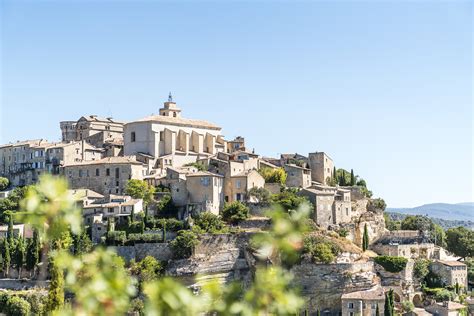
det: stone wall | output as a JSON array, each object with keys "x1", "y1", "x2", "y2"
[
  {"x1": 291, "y1": 261, "x2": 377, "y2": 314},
  {"x1": 115, "y1": 242, "x2": 173, "y2": 263}
]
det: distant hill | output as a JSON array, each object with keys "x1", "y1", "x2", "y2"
[
  {"x1": 387, "y1": 202, "x2": 474, "y2": 222},
  {"x1": 387, "y1": 211, "x2": 474, "y2": 230}
]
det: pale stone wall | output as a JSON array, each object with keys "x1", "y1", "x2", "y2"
[
  {"x1": 431, "y1": 261, "x2": 468, "y2": 288},
  {"x1": 308, "y1": 152, "x2": 334, "y2": 185},
  {"x1": 284, "y1": 164, "x2": 312, "y2": 188},
  {"x1": 114, "y1": 243, "x2": 173, "y2": 263},
  {"x1": 186, "y1": 174, "x2": 224, "y2": 214}
]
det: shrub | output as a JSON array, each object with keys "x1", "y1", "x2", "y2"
[
  {"x1": 184, "y1": 162, "x2": 206, "y2": 171},
  {"x1": 24, "y1": 291, "x2": 47, "y2": 316},
  {"x1": 414, "y1": 259, "x2": 430, "y2": 280},
  {"x1": 222, "y1": 201, "x2": 249, "y2": 224},
  {"x1": 433, "y1": 288, "x2": 455, "y2": 301},
  {"x1": 303, "y1": 235, "x2": 341, "y2": 264},
  {"x1": 258, "y1": 167, "x2": 287, "y2": 185},
  {"x1": 170, "y1": 230, "x2": 198, "y2": 259},
  {"x1": 368, "y1": 198, "x2": 386, "y2": 211},
  {"x1": 130, "y1": 256, "x2": 163, "y2": 285},
  {"x1": 0, "y1": 177, "x2": 9, "y2": 191},
  {"x1": 127, "y1": 233, "x2": 162, "y2": 245},
  {"x1": 6, "y1": 296, "x2": 31, "y2": 316},
  {"x1": 271, "y1": 190, "x2": 311, "y2": 212},
  {"x1": 402, "y1": 300, "x2": 414, "y2": 312},
  {"x1": 0, "y1": 291, "x2": 8, "y2": 312},
  {"x1": 193, "y1": 212, "x2": 224, "y2": 233},
  {"x1": 129, "y1": 297, "x2": 145, "y2": 315},
  {"x1": 337, "y1": 229, "x2": 349, "y2": 238},
  {"x1": 374, "y1": 256, "x2": 408, "y2": 273},
  {"x1": 248, "y1": 187, "x2": 271, "y2": 206},
  {"x1": 106, "y1": 231, "x2": 126, "y2": 246}
]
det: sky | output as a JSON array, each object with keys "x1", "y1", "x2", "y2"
[{"x1": 0, "y1": 0, "x2": 472, "y2": 208}]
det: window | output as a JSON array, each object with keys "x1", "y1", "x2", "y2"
[
  {"x1": 96, "y1": 169, "x2": 100, "y2": 176},
  {"x1": 131, "y1": 132, "x2": 136, "y2": 142},
  {"x1": 349, "y1": 313, "x2": 354, "y2": 316},
  {"x1": 108, "y1": 208, "x2": 114, "y2": 213},
  {"x1": 201, "y1": 177, "x2": 210, "y2": 186},
  {"x1": 236, "y1": 193, "x2": 242, "y2": 201},
  {"x1": 348, "y1": 303, "x2": 354, "y2": 309},
  {"x1": 236, "y1": 180, "x2": 241, "y2": 189},
  {"x1": 116, "y1": 181, "x2": 119, "y2": 186},
  {"x1": 173, "y1": 112, "x2": 177, "y2": 117},
  {"x1": 115, "y1": 168, "x2": 120, "y2": 178},
  {"x1": 160, "y1": 132, "x2": 164, "y2": 141},
  {"x1": 106, "y1": 168, "x2": 110, "y2": 176},
  {"x1": 79, "y1": 170, "x2": 83, "y2": 177}
]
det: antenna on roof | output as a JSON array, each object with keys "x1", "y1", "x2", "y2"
[{"x1": 168, "y1": 92, "x2": 173, "y2": 102}]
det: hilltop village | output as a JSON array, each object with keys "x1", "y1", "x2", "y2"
[{"x1": 0, "y1": 96, "x2": 472, "y2": 315}]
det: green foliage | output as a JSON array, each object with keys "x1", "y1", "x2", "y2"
[
  {"x1": 350, "y1": 169, "x2": 355, "y2": 186},
  {"x1": 55, "y1": 248, "x2": 136, "y2": 315},
  {"x1": 401, "y1": 215, "x2": 446, "y2": 247},
  {"x1": 402, "y1": 300, "x2": 414, "y2": 312},
  {"x1": 0, "y1": 177, "x2": 9, "y2": 191},
  {"x1": 303, "y1": 235, "x2": 341, "y2": 264},
  {"x1": 414, "y1": 259, "x2": 430, "y2": 280},
  {"x1": 193, "y1": 212, "x2": 224, "y2": 233},
  {"x1": 222, "y1": 201, "x2": 249, "y2": 224},
  {"x1": 271, "y1": 189, "x2": 311, "y2": 212},
  {"x1": 73, "y1": 231, "x2": 93, "y2": 255},
  {"x1": 424, "y1": 271, "x2": 443, "y2": 288},
  {"x1": 129, "y1": 298, "x2": 145, "y2": 316},
  {"x1": 46, "y1": 257, "x2": 64, "y2": 312},
  {"x1": 337, "y1": 228, "x2": 349, "y2": 237},
  {"x1": 375, "y1": 304, "x2": 380, "y2": 316},
  {"x1": 130, "y1": 256, "x2": 163, "y2": 285},
  {"x1": 26, "y1": 229, "x2": 40, "y2": 272},
  {"x1": 384, "y1": 288, "x2": 394, "y2": 316},
  {"x1": 2, "y1": 237, "x2": 10, "y2": 275},
  {"x1": 368, "y1": 198, "x2": 386, "y2": 211},
  {"x1": 431, "y1": 288, "x2": 455, "y2": 301},
  {"x1": 259, "y1": 167, "x2": 287, "y2": 185},
  {"x1": 14, "y1": 237, "x2": 25, "y2": 274},
  {"x1": 248, "y1": 187, "x2": 271, "y2": 206},
  {"x1": 125, "y1": 179, "x2": 156, "y2": 205},
  {"x1": 384, "y1": 213, "x2": 401, "y2": 231},
  {"x1": 127, "y1": 233, "x2": 163, "y2": 244},
  {"x1": 170, "y1": 230, "x2": 198, "y2": 259},
  {"x1": 106, "y1": 231, "x2": 127, "y2": 246},
  {"x1": 0, "y1": 186, "x2": 29, "y2": 224},
  {"x1": 446, "y1": 226, "x2": 474, "y2": 258},
  {"x1": 155, "y1": 195, "x2": 178, "y2": 218},
  {"x1": 362, "y1": 223, "x2": 369, "y2": 251},
  {"x1": 465, "y1": 258, "x2": 474, "y2": 284},
  {"x1": 184, "y1": 162, "x2": 206, "y2": 171},
  {"x1": 5, "y1": 295, "x2": 31, "y2": 316},
  {"x1": 374, "y1": 256, "x2": 408, "y2": 273}
]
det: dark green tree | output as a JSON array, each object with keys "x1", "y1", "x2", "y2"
[
  {"x1": 15, "y1": 237, "x2": 26, "y2": 278},
  {"x1": 26, "y1": 229, "x2": 40, "y2": 277},
  {"x1": 384, "y1": 289, "x2": 394, "y2": 316},
  {"x1": 74, "y1": 231, "x2": 92, "y2": 256},
  {"x1": 333, "y1": 166, "x2": 337, "y2": 181},
  {"x1": 46, "y1": 258, "x2": 64, "y2": 312},
  {"x1": 350, "y1": 169, "x2": 355, "y2": 186},
  {"x1": 316, "y1": 309, "x2": 320, "y2": 316},
  {"x1": 362, "y1": 223, "x2": 369, "y2": 251},
  {"x1": 2, "y1": 237, "x2": 10, "y2": 277},
  {"x1": 7, "y1": 213, "x2": 14, "y2": 247},
  {"x1": 375, "y1": 304, "x2": 380, "y2": 316},
  {"x1": 446, "y1": 227, "x2": 474, "y2": 259}
]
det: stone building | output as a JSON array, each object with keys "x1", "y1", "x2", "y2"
[
  {"x1": 227, "y1": 169, "x2": 265, "y2": 202},
  {"x1": 372, "y1": 231, "x2": 436, "y2": 259},
  {"x1": 46, "y1": 141, "x2": 103, "y2": 174},
  {"x1": 425, "y1": 301, "x2": 466, "y2": 316},
  {"x1": 0, "y1": 139, "x2": 51, "y2": 186},
  {"x1": 60, "y1": 115, "x2": 124, "y2": 149},
  {"x1": 123, "y1": 97, "x2": 227, "y2": 170},
  {"x1": 62, "y1": 156, "x2": 147, "y2": 195},
  {"x1": 185, "y1": 171, "x2": 224, "y2": 215},
  {"x1": 284, "y1": 163, "x2": 311, "y2": 188},
  {"x1": 308, "y1": 152, "x2": 334, "y2": 185},
  {"x1": 298, "y1": 185, "x2": 352, "y2": 228},
  {"x1": 430, "y1": 261, "x2": 468, "y2": 289},
  {"x1": 341, "y1": 285, "x2": 385, "y2": 316},
  {"x1": 82, "y1": 194, "x2": 143, "y2": 226},
  {"x1": 0, "y1": 224, "x2": 32, "y2": 239},
  {"x1": 226, "y1": 136, "x2": 246, "y2": 153}
]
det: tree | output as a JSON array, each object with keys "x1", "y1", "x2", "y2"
[
  {"x1": 46, "y1": 258, "x2": 64, "y2": 312},
  {"x1": 73, "y1": 231, "x2": 93, "y2": 256},
  {"x1": 446, "y1": 227, "x2": 474, "y2": 258},
  {"x1": 375, "y1": 304, "x2": 380, "y2": 316},
  {"x1": 170, "y1": 230, "x2": 198, "y2": 259},
  {"x1": 271, "y1": 189, "x2": 311, "y2": 211},
  {"x1": 413, "y1": 259, "x2": 430, "y2": 280},
  {"x1": 26, "y1": 229, "x2": 40, "y2": 277},
  {"x1": 0, "y1": 177, "x2": 9, "y2": 191},
  {"x1": 193, "y1": 212, "x2": 224, "y2": 233},
  {"x1": 384, "y1": 289, "x2": 394, "y2": 316},
  {"x1": 7, "y1": 213, "x2": 14, "y2": 247},
  {"x1": 248, "y1": 187, "x2": 271, "y2": 206},
  {"x1": 125, "y1": 179, "x2": 156, "y2": 205},
  {"x1": 15, "y1": 237, "x2": 26, "y2": 278},
  {"x1": 5, "y1": 296, "x2": 31, "y2": 316},
  {"x1": 332, "y1": 166, "x2": 337, "y2": 181},
  {"x1": 130, "y1": 256, "x2": 163, "y2": 286},
  {"x1": 222, "y1": 201, "x2": 249, "y2": 224},
  {"x1": 2, "y1": 238, "x2": 10, "y2": 277},
  {"x1": 350, "y1": 169, "x2": 355, "y2": 186},
  {"x1": 258, "y1": 167, "x2": 287, "y2": 185},
  {"x1": 362, "y1": 224, "x2": 369, "y2": 251},
  {"x1": 401, "y1": 215, "x2": 446, "y2": 247},
  {"x1": 316, "y1": 309, "x2": 320, "y2": 316}
]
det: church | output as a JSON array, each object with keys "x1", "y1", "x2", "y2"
[{"x1": 123, "y1": 94, "x2": 228, "y2": 171}]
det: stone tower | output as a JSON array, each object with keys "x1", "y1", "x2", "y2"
[
  {"x1": 308, "y1": 152, "x2": 334, "y2": 185},
  {"x1": 159, "y1": 93, "x2": 182, "y2": 118}
]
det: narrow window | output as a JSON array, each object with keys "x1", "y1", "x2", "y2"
[
  {"x1": 106, "y1": 168, "x2": 110, "y2": 176},
  {"x1": 131, "y1": 132, "x2": 136, "y2": 142},
  {"x1": 96, "y1": 168, "x2": 100, "y2": 176},
  {"x1": 115, "y1": 167, "x2": 120, "y2": 178}
]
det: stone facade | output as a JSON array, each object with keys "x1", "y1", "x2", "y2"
[
  {"x1": 123, "y1": 99, "x2": 226, "y2": 170},
  {"x1": 308, "y1": 152, "x2": 334, "y2": 185},
  {"x1": 185, "y1": 171, "x2": 224, "y2": 215},
  {"x1": 341, "y1": 285, "x2": 385, "y2": 316},
  {"x1": 62, "y1": 156, "x2": 147, "y2": 195},
  {"x1": 227, "y1": 169, "x2": 265, "y2": 203},
  {"x1": 284, "y1": 164, "x2": 311, "y2": 188},
  {"x1": 430, "y1": 261, "x2": 468, "y2": 289}
]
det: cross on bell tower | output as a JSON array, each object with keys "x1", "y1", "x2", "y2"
[
  {"x1": 168, "y1": 92, "x2": 173, "y2": 102},
  {"x1": 159, "y1": 92, "x2": 182, "y2": 118}
]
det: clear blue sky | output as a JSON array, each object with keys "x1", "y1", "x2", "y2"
[{"x1": 1, "y1": 1, "x2": 472, "y2": 208}]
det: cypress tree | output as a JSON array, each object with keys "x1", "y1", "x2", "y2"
[
  {"x1": 7, "y1": 213, "x2": 14, "y2": 247},
  {"x1": 15, "y1": 237, "x2": 25, "y2": 279},
  {"x1": 363, "y1": 223, "x2": 369, "y2": 251},
  {"x1": 384, "y1": 289, "x2": 394, "y2": 316},
  {"x1": 26, "y1": 229, "x2": 40, "y2": 278},
  {"x1": 2, "y1": 238, "x2": 10, "y2": 277},
  {"x1": 350, "y1": 169, "x2": 355, "y2": 186},
  {"x1": 316, "y1": 309, "x2": 320, "y2": 316},
  {"x1": 375, "y1": 304, "x2": 380, "y2": 316},
  {"x1": 47, "y1": 258, "x2": 64, "y2": 312},
  {"x1": 333, "y1": 166, "x2": 337, "y2": 180},
  {"x1": 162, "y1": 221, "x2": 167, "y2": 242}
]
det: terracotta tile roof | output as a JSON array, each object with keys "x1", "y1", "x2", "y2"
[{"x1": 436, "y1": 260, "x2": 466, "y2": 267}]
